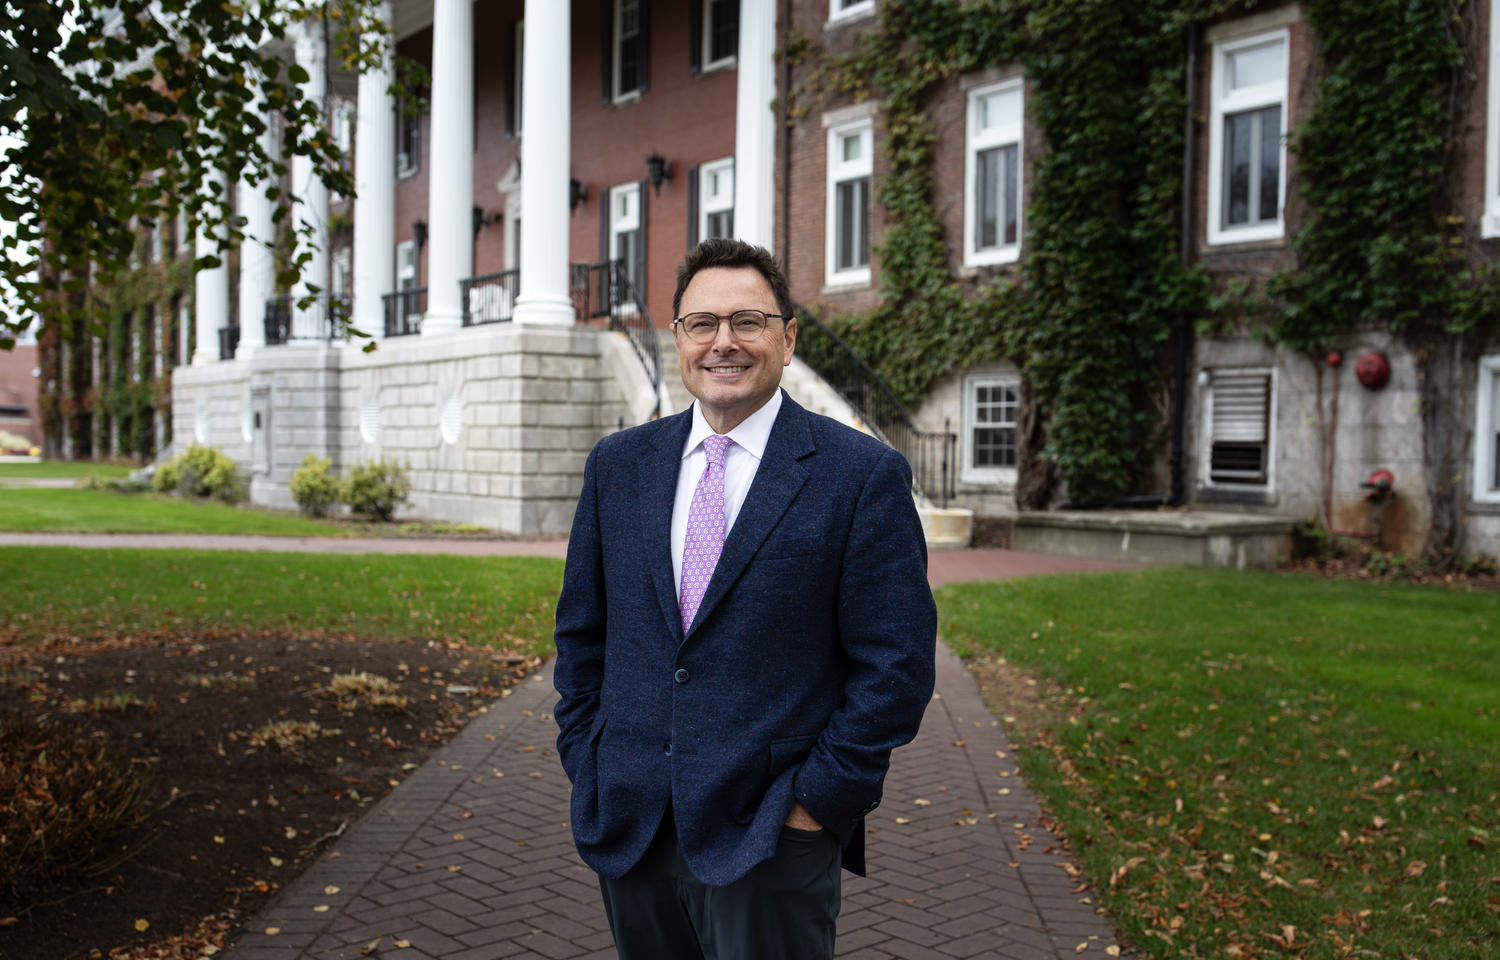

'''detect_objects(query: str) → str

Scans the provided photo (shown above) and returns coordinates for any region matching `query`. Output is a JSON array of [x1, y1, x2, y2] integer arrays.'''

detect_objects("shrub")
[[75, 473, 149, 494], [0, 714, 152, 908], [289, 453, 340, 518], [340, 459, 412, 522], [155, 445, 244, 502]]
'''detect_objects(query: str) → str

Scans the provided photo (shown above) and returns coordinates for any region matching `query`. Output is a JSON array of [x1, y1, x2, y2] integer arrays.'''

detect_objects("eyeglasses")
[[672, 310, 790, 344]]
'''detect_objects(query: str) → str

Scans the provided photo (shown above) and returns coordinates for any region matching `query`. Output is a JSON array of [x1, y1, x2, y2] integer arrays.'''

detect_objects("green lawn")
[[2, 547, 564, 657], [0, 488, 352, 536], [937, 567, 1498, 960], [0, 461, 134, 479]]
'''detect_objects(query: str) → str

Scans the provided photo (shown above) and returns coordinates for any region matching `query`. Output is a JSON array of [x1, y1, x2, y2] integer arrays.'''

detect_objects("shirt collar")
[[683, 389, 783, 462]]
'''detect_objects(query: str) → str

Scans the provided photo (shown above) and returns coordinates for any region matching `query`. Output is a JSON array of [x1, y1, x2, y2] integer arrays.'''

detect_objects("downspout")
[[1169, 19, 1199, 506]]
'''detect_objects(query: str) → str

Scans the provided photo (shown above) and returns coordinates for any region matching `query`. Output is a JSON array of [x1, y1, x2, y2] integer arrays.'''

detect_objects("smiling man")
[[553, 239, 937, 959]]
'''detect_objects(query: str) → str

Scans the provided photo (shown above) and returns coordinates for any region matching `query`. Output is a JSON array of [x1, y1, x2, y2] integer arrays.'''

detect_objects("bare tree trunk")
[[1418, 336, 1471, 566]]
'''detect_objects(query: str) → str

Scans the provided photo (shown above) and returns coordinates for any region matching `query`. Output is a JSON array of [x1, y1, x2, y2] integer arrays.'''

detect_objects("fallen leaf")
[[448, 864, 463, 873], [360, 937, 381, 955], [952, 740, 966, 747], [394, 940, 411, 949], [266, 927, 281, 935], [1106, 948, 1121, 957], [269, 857, 283, 867], [1075, 943, 1088, 953], [0, 918, 17, 928], [214, 835, 225, 844], [324, 885, 340, 895], [894, 817, 911, 824], [135, 919, 150, 932], [284, 827, 297, 840], [913, 798, 932, 807]]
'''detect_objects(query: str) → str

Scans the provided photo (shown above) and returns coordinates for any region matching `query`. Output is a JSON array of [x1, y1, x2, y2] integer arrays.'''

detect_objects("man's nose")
[[710, 319, 739, 352]]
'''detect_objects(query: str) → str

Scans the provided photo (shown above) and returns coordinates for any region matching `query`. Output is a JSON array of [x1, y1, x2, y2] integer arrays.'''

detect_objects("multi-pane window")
[[1200, 369, 1273, 487], [702, 0, 739, 70], [613, 0, 644, 101], [700, 158, 734, 241], [964, 79, 1024, 266], [1475, 356, 1500, 503], [610, 182, 643, 293], [826, 117, 872, 285], [1208, 30, 1287, 244], [962, 375, 1019, 482]]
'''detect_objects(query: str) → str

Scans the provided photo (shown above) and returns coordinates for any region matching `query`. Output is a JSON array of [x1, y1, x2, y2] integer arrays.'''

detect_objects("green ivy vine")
[[789, 0, 1495, 506]]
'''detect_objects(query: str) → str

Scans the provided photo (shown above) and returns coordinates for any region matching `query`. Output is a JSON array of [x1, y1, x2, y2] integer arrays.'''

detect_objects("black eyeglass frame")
[[671, 309, 792, 343]]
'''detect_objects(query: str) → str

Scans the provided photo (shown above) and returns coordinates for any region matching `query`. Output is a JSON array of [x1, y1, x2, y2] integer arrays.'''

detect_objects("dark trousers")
[[597, 808, 842, 960]]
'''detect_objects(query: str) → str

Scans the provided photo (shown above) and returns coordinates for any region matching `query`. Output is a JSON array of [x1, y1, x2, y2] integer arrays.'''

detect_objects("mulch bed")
[[0, 630, 535, 960]]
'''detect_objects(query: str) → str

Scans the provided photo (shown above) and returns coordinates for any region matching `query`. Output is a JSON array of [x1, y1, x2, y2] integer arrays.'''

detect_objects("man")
[[553, 238, 936, 959]]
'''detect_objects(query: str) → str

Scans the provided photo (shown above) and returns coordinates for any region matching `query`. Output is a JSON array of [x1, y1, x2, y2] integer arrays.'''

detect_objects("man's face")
[[674, 266, 796, 434]]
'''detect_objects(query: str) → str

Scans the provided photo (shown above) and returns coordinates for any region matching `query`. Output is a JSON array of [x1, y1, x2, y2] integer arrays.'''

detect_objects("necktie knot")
[[703, 434, 733, 467]]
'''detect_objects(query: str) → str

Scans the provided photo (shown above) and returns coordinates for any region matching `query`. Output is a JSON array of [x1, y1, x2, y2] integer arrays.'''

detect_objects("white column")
[[422, 0, 475, 334], [291, 19, 330, 340], [236, 81, 278, 357], [513, 0, 574, 327], [192, 171, 229, 366], [353, 1, 396, 341], [733, 0, 777, 251]]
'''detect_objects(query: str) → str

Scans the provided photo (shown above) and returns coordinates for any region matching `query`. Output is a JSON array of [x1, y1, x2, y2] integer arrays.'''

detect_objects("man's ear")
[[783, 317, 797, 365]]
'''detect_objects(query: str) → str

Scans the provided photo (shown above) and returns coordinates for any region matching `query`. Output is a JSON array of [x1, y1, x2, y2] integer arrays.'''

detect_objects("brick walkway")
[[8, 533, 1138, 958]]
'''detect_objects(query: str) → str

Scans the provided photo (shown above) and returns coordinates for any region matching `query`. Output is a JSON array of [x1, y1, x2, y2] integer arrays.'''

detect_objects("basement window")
[[1475, 355, 1500, 503]]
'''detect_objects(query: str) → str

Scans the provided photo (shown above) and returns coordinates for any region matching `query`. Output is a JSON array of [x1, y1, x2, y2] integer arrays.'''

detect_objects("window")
[[177, 297, 190, 365], [397, 240, 418, 293], [828, 0, 875, 24], [964, 78, 1024, 266], [397, 101, 420, 178], [825, 117, 872, 286], [696, 0, 738, 73], [331, 97, 355, 200], [1199, 368, 1274, 487], [1485, 5, 1500, 237], [699, 158, 734, 243], [175, 207, 189, 255], [606, 0, 648, 104], [1207, 30, 1287, 245], [962, 374, 1019, 483], [332, 246, 351, 309], [1475, 355, 1500, 503], [609, 181, 644, 296]]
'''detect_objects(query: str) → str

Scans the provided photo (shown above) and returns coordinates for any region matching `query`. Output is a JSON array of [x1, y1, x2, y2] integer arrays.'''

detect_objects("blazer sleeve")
[[792, 445, 938, 841], [553, 444, 607, 781]]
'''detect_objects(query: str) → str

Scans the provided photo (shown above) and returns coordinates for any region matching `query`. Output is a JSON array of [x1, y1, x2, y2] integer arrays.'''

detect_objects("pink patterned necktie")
[[680, 434, 734, 633]]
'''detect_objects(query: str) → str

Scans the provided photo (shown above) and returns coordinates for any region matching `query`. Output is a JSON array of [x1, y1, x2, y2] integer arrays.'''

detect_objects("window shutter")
[[686, 164, 700, 250], [1211, 374, 1269, 443], [601, 0, 614, 105], [636, 179, 649, 299], [599, 186, 611, 262], [638, 0, 652, 94], [689, 0, 702, 75], [505, 20, 519, 138]]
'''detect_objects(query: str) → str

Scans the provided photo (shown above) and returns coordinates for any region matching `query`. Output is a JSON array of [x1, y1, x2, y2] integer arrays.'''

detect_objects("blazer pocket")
[[769, 734, 818, 776], [757, 536, 821, 562]]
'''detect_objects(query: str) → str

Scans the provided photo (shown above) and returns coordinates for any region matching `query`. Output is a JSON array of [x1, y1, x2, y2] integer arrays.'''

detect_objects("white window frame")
[[612, 0, 644, 104], [825, 115, 873, 287], [964, 78, 1024, 267], [699, 157, 735, 242], [1474, 355, 1500, 503], [396, 240, 417, 291], [961, 373, 1020, 485], [609, 181, 643, 313], [1197, 366, 1277, 491], [1206, 28, 1288, 246], [701, 0, 737, 72], [1485, 4, 1500, 237], [828, 0, 876, 26]]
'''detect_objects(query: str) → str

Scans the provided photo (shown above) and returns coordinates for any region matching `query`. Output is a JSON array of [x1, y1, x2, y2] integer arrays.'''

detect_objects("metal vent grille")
[[1209, 373, 1270, 484]]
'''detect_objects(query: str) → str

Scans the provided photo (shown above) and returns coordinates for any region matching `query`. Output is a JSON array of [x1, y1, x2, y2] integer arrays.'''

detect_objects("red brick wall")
[[0, 343, 42, 447]]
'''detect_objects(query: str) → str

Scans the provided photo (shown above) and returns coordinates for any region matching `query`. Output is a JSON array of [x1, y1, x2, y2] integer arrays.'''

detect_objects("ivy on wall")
[[789, 0, 1495, 507]]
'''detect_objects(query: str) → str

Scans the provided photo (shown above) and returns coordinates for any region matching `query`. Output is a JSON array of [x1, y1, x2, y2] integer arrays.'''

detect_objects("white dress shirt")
[[671, 389, 784, 600]]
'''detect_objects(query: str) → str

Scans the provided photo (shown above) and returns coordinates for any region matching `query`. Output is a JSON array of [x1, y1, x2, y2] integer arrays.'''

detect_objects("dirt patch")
[[964, 652, 1068, 749], [970, 515, 1013, 550], [0, 631, 534, 960]]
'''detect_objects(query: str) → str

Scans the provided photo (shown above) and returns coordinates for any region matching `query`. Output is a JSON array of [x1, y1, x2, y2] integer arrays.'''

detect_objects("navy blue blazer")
[[553, 392, 937, 886]]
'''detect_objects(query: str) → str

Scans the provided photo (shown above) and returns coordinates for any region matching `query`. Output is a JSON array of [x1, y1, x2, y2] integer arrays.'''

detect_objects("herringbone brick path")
[[222, 646, 1128, 960]]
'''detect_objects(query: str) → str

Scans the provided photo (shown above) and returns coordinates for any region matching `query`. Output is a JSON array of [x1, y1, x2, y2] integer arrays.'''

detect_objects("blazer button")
[[674, 668, 689, 684], [664, 742, 673, 756]]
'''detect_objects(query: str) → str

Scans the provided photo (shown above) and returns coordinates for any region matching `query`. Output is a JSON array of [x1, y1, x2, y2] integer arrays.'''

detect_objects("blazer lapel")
[[684, 395, 813, 641], [643, 411, 692, 644]]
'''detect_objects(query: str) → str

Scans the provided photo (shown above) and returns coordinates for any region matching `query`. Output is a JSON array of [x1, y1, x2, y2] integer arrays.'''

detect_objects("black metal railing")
[[382, 287, 427, 338], [264, 294, 346, 345], [218, 324, 240, 360], [461, 269, 519, 326], [570, 261, 661, 412], [794, 304, 957, 506]]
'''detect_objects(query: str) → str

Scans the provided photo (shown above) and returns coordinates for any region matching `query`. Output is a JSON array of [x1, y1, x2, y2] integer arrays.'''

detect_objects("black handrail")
[[572, 261, 661, 414], [382, 287, 426, 338], [461, 269, 519, 326], [793, 303, 957, 507], [264, 294, 344, 344]]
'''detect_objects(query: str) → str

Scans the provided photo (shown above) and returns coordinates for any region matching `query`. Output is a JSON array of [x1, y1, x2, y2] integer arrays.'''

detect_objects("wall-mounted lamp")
[[645, 152, 671, 194], [570, 178, 588, 211], [412, 219, 428, 251], [473, 205, 486, 237]]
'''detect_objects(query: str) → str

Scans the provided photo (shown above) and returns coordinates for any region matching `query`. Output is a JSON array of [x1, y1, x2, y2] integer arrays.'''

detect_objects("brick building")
[[161, 0, 1500, 558]]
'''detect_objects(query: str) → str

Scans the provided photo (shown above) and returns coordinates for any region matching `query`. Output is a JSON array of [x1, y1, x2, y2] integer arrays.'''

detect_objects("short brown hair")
[[673, 238, 793, 321]]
